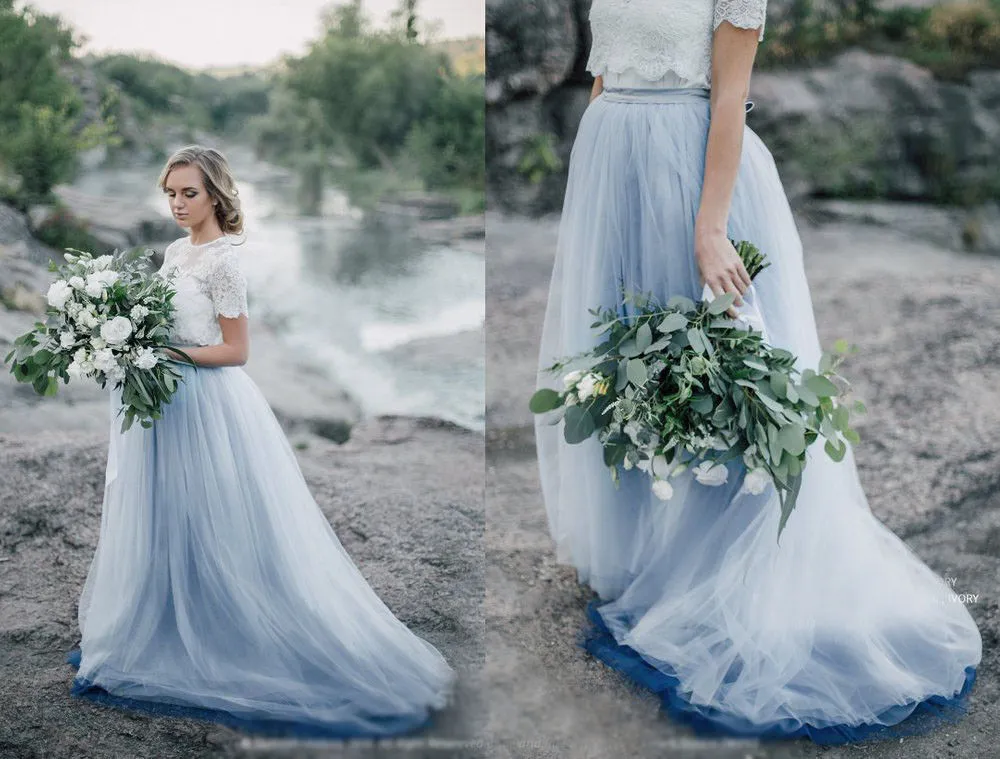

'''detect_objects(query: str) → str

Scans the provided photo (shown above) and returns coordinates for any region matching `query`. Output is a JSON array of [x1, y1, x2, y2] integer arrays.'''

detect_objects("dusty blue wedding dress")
[[534, 0, 982, 744], [67, 234, 455, 737]]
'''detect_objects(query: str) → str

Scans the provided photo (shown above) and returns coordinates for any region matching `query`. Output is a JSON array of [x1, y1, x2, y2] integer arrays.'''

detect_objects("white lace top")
[[587, 0, 767, 89], [158, 235, 249, 346]]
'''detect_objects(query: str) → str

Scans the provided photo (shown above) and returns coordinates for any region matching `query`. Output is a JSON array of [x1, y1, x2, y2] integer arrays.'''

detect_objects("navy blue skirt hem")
[[66, 649, 434, 740], [580, 601, 977, 746]]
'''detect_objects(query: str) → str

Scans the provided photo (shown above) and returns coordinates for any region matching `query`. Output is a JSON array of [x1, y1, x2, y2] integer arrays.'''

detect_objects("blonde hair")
[[157, 145, 245, 237]]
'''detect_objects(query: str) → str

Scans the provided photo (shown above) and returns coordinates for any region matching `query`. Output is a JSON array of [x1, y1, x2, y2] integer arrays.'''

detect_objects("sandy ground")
[[0, 404, 484, 756], [484, 211, 1000, 759]]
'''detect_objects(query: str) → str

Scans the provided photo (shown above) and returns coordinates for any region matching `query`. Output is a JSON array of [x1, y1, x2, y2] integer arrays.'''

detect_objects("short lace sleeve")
[[208, 249, 249, 319], [714, 0, 767, 41]]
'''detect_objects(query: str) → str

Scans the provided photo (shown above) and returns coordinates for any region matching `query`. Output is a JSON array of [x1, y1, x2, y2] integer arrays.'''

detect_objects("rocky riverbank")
[[485, 210, 1000, 758]]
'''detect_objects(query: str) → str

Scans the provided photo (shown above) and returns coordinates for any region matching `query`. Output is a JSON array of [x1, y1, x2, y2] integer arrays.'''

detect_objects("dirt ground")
[[484, 211, 1000, 759]]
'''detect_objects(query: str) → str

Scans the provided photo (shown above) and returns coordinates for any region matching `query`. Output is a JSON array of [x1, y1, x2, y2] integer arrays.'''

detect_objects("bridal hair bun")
[[157, 145, 245, 236]]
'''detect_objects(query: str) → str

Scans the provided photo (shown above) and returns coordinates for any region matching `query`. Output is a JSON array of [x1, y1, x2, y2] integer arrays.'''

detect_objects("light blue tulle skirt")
[[534, 87, 982, 743], [68, 363, 455, 738]]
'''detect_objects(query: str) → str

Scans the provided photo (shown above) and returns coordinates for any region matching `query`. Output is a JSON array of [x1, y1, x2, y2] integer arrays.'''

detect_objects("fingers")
[[708, 275, 743, 318], [736, 260, 752, 291]]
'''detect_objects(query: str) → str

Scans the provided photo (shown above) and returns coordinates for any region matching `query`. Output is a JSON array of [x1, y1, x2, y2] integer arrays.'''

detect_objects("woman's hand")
[[695, 227, 751, 318]]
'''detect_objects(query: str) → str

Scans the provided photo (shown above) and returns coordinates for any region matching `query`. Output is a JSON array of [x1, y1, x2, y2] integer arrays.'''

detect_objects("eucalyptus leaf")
[[563, 405, 596, 444], [529, 388, 564, 413], [627, 358, 647, 386]]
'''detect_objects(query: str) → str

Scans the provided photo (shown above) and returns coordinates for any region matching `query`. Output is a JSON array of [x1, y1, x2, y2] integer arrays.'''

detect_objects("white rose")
[[69, 276, 85, 290], [742, 468, 771, 496], [90, 337, 106, 351], [134, 348, 158, 370], [130, 304, 149, 322], [92, 348, 116, 374], [100, 316, 133, 345], [92, 255, 114, 270], [73, 347, 90, 363], [94, 269, 119, 287], [78, 310, 99, 329], [106, 364, 126, 382], [577, 373, 599, 401], [67, 360, 86, 380], [652, 478, 674, 501], [693, 460, 729, 487], [562, 369, 584, 390], [84, 276, 105, 298], [59, 331, 75, 350], [47, 280, 73, 310], [622, 456, 634, 471]]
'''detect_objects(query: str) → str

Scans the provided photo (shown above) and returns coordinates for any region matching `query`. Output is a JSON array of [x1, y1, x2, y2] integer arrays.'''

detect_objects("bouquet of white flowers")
[[530, 241, 864, 538], [4, 247, 194, 432]]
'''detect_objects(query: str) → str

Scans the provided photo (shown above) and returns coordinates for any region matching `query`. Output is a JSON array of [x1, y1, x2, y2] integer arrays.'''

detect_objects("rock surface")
[[485, 210, 1000, 758]]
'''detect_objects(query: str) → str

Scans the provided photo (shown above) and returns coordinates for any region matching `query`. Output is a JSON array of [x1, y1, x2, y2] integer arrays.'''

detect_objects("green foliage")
[[759, 0, 1000, 79], [0, 3, 85, 202], [254, 0, 483, 206], [32, 204, 107, 254], [518, 133, 563, 185]]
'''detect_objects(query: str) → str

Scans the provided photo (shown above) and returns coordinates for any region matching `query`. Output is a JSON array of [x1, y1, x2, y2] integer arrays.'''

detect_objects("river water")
[[70, 145, 484, 432]]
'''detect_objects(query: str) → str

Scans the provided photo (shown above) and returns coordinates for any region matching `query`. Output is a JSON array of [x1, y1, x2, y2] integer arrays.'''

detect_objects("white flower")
[[66, 301, 82, 317], [92, 255, 114, 270], [100, 316, 133, 345], [577, 373, 600, 401], [134, 348, 158, 370], [650, 454, 671, 479], [562, 369, 584, 390], [67, 360, 88, 380], [106, 364, 126, 382], [742, 469, 771, 496], [90, 337, 106, 351], [95, 269, 118, 286], [91, 348, 116, 374], [69, 276, 85, 290], [73, 348, 90, 363], [130, 304, 149, 322], [76, 310, 99, 329], [652, 478, 674, 501], [693, 460, 729, 487], [84, 277, 105, 298], [47, 280, 73, 310], [59, 331, 75, 350], [623, 456, 634, 471], [84, 270, 118, 298]]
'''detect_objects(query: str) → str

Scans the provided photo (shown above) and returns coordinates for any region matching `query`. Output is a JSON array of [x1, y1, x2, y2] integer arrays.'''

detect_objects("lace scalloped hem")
[[579, 602, 977, 746], [66, 649, 434, 740]]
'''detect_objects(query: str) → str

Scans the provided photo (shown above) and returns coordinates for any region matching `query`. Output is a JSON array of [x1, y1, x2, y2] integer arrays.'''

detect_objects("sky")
[[24, 0, 484, 70]]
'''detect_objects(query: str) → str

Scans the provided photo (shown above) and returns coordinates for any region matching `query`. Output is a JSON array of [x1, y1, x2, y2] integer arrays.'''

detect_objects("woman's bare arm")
[[167, 315, 250, 367], [589, 74, 604, 103], [695, 21, 762, 315]]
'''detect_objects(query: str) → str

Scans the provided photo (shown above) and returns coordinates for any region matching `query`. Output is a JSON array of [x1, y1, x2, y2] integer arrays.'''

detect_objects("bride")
[[533, 0, 982, 743], [66, 145, 455, 737]]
